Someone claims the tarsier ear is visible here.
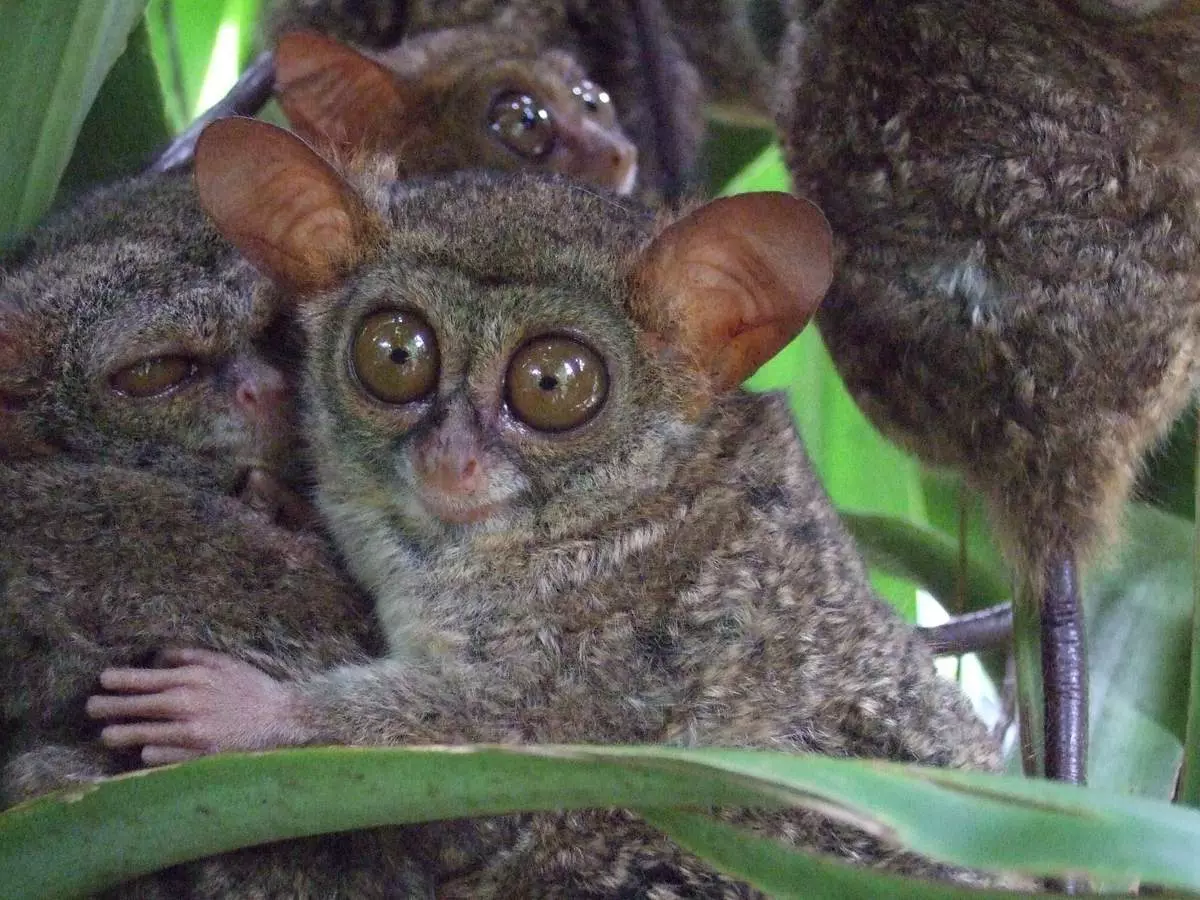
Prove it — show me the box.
[195,117,377,293]
[275,31,411,153]
[631,192,833,390]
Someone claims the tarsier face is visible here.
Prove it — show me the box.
[0,177,296,490]
[310,257,651,537]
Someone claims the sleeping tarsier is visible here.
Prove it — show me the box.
[86,118,1003,896]
[0,173,435,897]
[777,0,1200,783]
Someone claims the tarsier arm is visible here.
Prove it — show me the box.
[86,647,535,763]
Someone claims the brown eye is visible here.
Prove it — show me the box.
[488,92,555,160]
[353,309,439,404]
[506,336,608,432]
[109,356,195,398]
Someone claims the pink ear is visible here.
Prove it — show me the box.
[194,117,377,293]
[275,31,411,154]
[632,192,833,390]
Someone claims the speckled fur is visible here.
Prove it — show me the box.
[777,0,1200,581]
[0,173,296,492]
[0,461,434,898]
[252,172,1000,893]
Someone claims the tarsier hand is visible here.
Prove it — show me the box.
[86,648,302,765]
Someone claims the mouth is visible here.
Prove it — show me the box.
[415,490,503,525]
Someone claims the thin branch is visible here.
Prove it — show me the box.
[146,51,276,175]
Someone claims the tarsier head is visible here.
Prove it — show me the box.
[196,119,832,544]
[274,30,638,195]
[0,177,295,492]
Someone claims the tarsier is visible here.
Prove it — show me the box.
[272,28,639,195]
[777,0,1200,783]
[88,118,1003,896]
[0,173,434,897]
[267,0,705,200]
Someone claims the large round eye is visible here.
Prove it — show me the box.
[109,356,196,398]
[488,92,555,160]
[353,309,439,404]
[506,336,608,432]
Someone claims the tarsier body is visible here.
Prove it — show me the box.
[778,0,1200,780]
[91,120,1001,895]
[0,174,428,896]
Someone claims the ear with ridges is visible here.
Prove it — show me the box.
[194,117,377,294]
[275,31,413,154]
[631,192,833,390]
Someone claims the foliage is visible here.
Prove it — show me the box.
[0,2,1196,897]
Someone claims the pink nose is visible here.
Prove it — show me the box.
[415,445,482,496]
[235,366,288,418]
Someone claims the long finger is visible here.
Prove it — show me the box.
[86,691,193,722]
[99,722,209,751]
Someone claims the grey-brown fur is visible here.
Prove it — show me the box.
[103,167,1001,894]
[777,0,1200,581]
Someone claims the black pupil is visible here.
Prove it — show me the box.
[539,375,558,391]
[390,347,410,365]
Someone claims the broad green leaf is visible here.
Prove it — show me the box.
[719,140,788,195]
[7,745,1200,900]
[1179,435,1200,806]
[1085,504,1192,801]
[56,20,171,200]
[0,0,147,243]
[700,121,774,193]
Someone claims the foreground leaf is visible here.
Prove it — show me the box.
[6,745,1200,899]
[0,0,146,243]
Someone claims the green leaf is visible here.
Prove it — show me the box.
[56,20,171,201]
[919,470,1011,614]
[0,0,147,244]
[7,745,1200,899]
[144,0,262,132]
[1085,504,1192,802]
[1137,402,1196,522]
